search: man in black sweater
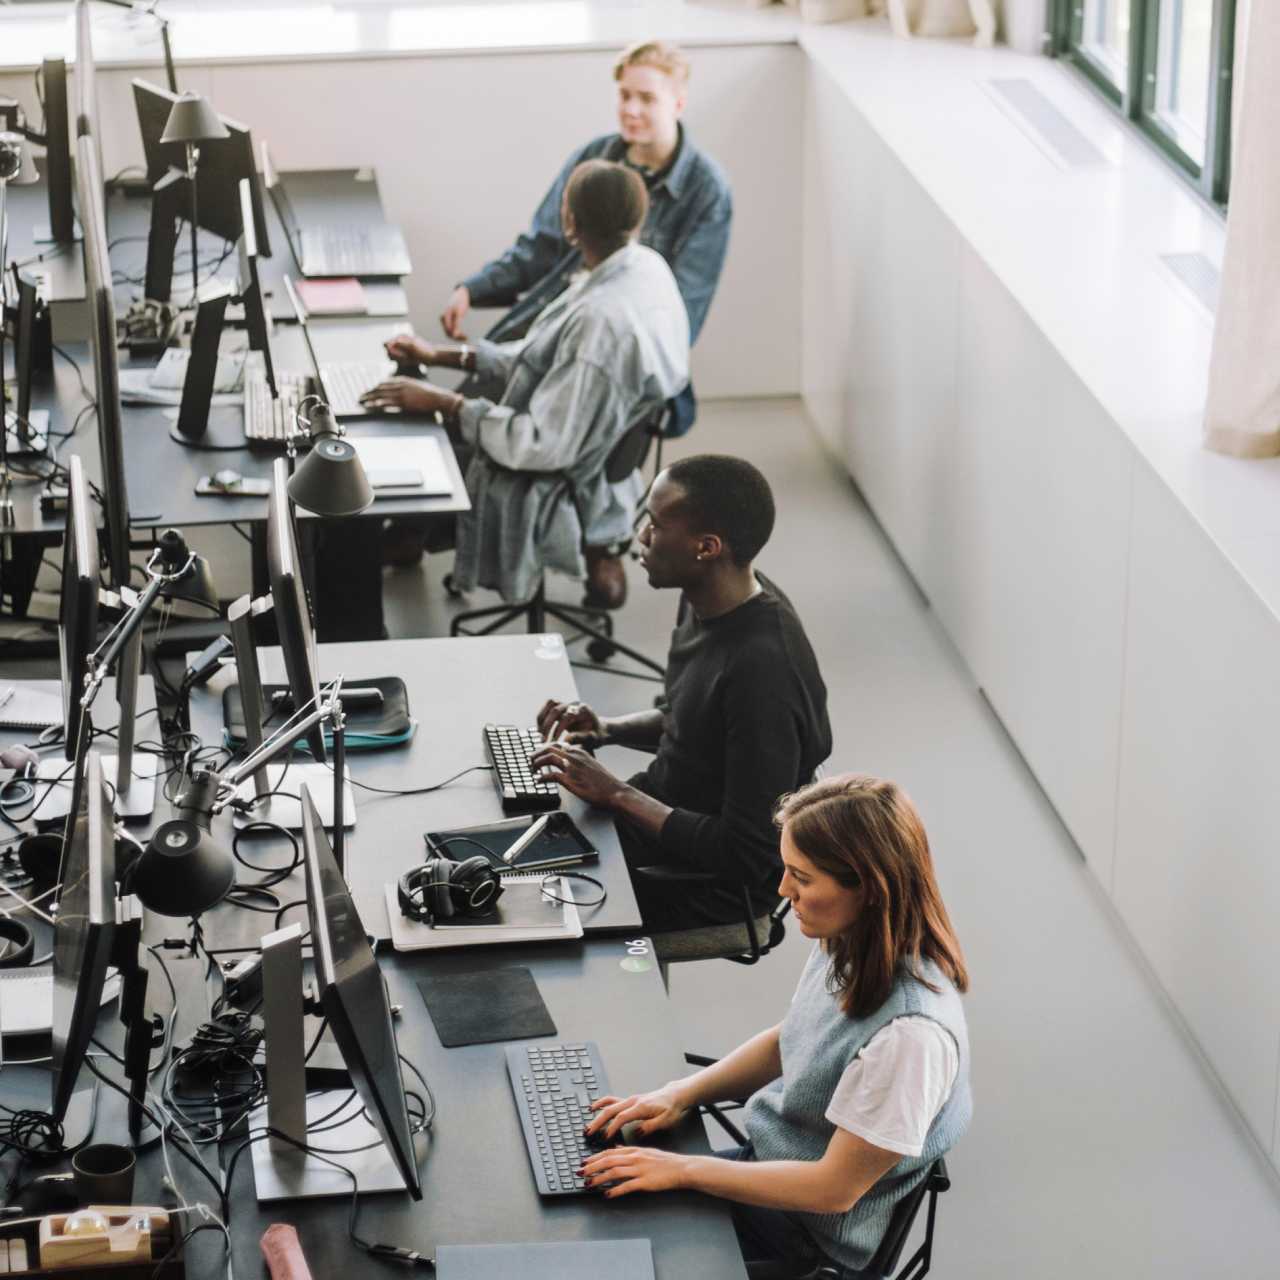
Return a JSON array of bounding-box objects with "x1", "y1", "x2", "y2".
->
[{"x1": 533, "y1": 455, "x2": 831, "y2": 932}]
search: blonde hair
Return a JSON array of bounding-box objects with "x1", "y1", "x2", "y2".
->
[{"x1": 613, "y1": 40, "x2": 690, "y2": 88}]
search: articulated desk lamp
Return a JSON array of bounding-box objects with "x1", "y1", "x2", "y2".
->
[
  {"x1": 75, "y1": 529, "x2": 220, "y2": 819},
  {"x1": 158, "y1": 93, "x2": 227, "y2": 305},
  {"x1": 287, "y1": 403, "x2": 374, "y2": 517}
]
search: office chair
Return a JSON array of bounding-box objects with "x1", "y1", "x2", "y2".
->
[
  {"x1": 636, "y1": 866, "x2": 791, "y2": 987},
  {"x1": 450, "y1": 407, "x2": 667, "y2": 680},
  {"x1": 688, "y1": 1056, "x2": 951, "y2": 1280}
]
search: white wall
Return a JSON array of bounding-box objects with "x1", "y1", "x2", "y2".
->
[
  {"x1": 1, "y1": 43, "x2": 803, "y2": 399},
  {"x1": 802, "y1": 51, "x2": 1280, "y2": 1172}
]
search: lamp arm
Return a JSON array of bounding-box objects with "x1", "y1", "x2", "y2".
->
[
  {"x1": 82, "y1": 576, "x2": 165, "y2": 708},
  {"x1": 216, "y1": 675, "x2": 346, "y2": 803}
]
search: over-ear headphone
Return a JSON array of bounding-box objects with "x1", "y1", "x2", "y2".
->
[
  {"x1": 0, "y1": 914, "x2": 34, "y2": 968},
  {"x1": 397, "y1": 855, "x2": 503, "y2": 925}
]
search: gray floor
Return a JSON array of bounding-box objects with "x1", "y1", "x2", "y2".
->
[
  {"x1": 383, "y1": 397, "x2": 1280, "y2": 1276},
  {"x1": 161, "y1": 397, "x2": 1280, "y2": 1272}
]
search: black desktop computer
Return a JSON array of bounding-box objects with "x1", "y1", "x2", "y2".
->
[
  {"x1": 51, "y1": 751, "x2": 152, "y2": 1142},
  {"x1": 132, "y1": 78, "x2": 271, "y2": 254},
  {"x1": 249, "y1": 783, "x2": 421, "y2": 1202},
  {"x1": 37, "y1": 56, "x2": 75, "y2": 244}
]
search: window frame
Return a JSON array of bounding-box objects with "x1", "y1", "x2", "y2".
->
[{"x1": 1049, "y1": 0, "x2": 1236, "y2": 207}]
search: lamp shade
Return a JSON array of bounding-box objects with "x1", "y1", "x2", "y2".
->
[
  {"x1": 159, "y1": 94, "x2": 229, "y2": 146},
  {"x1": 131, "y1": 770, "x2": 233, "y2": 917},
  {"x1": 288, "y1": 427, "x2": 374, "y2": 517}
]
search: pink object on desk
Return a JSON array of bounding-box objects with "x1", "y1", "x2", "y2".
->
[
  {"x1": 260, "y1": 1223, "x2": 314, "y2": 1280},
  {"x1": 294, "y1": 277, "x2": 368, "y2": 315}
]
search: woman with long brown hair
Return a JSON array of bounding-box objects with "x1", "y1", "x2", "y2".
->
[{"x1": 581, "y1": 775, "x2": 972, "y2": 1278}]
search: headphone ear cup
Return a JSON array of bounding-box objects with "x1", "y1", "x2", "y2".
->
[{"x1": 450, "y1": 857, "x2": 503, "y2": 915}]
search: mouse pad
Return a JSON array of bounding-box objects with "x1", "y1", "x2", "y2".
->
[{"x1": 417, "y1": 966, "x2": 556, "y2": 1048}]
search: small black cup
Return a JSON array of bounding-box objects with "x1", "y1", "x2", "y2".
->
[{"x1": 71, "y1": 1144, "x2": 136, "y2": 1206}]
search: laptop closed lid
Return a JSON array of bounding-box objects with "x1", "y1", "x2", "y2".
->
[{"x1": 434, "y1": 1239, "x2": 653, "y2": 1280}]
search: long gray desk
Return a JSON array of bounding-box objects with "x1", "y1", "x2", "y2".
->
[
  {"x1": 219, "y1": 938, "x2": 747, "y2": 1280},
  {"x1": 188, "y1": 634, "x2": 645, "y2": 942}
]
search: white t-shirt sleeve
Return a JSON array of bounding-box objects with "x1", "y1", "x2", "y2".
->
[{"x1": 825, "y1": 1016, "x2": 959, "y2": 1158}]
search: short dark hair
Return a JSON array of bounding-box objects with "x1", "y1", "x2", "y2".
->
[
  {"x1": 565, "y1": 159, "x2": 649, "y2": 258},
  {"x1": 664, "y1": 454, "x2": 775, "y2": 566}
]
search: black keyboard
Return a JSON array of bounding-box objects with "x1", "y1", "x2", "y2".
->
[
  {"x1": 483, "y1": 724, "x2": 559, "y2": 814},
  {"x1": 506, "y1": 1041, "x2": 610, "y2": 1197}
]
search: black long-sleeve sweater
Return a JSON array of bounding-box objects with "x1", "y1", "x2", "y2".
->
[{"x1": 632, "y1": 574, "x2": 832, "y2": 910}]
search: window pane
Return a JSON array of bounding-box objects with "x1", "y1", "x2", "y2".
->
[
  {"x1": 1152, "y1": 0, "x2": 1214, "y2": 166},
  {"x1": 1079, "y1": 0, "x2": 1130, "y2": 85}
]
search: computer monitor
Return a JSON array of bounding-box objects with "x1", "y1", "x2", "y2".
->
[
  {"x1": 77, "y1": 133, "x2": 131, "y2": 589},
  {"x1": 266, "y1": 460, "x2": 326, "y2": 762},
  {"x1": 73, "y1": 0, "x2": 105, "y2": 196},
  {"x1": 50, "y1": 750, "x2": 115, "y2": 1123},
  {"x1": 237, "y1": 177, "x2": 274, "y2": 371},
  {"x1": 132, "y1": 79, "x2": 272, "y2": 254},
  {"x1": 41, "y1": 57, "x2": 75, "y2": 244},
  {"x1": 13, "y1": 272, "x2": 38, "y2": 429},
  {"x1": 300, "y1": 785, "x2": 421, "y2": 1200},
  {"x1": 59, "y1": 455, "x2": 98, "y2": 766}
]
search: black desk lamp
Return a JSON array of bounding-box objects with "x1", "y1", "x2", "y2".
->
[
  {"x1": 159, "y1": 94, "x2": 227, "y2": 304},
  {"x1": 287, "y1": 403, "x2": 374, "y2": 517}
]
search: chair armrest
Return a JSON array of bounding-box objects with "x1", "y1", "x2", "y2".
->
[
  {"x1": 930, "y1": 1156, "x2": 950, "y2": 1192},
  {"x1": 684, "y1": 1052, "x2": 718, "y2": 1068}
]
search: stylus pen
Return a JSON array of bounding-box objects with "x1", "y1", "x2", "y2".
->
[{"x1": 503, "y1": 813, "x2": 552, "y2": 865}]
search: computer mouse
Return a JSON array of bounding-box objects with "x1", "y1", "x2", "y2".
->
[{"x1": 393, "y1": 360, "x2": 421, "y2": 379}]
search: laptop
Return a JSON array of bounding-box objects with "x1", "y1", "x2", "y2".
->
[
  {"x1": 262, "y1": 143, "x2": 412, "y2": 279},
  {"x1": 281, "y1": 274, "x2": 403, "y2": 420}
]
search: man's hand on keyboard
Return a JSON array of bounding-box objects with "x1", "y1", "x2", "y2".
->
[
  {"x1": 360, "y1": 378, "x2": 462, "y2": 420},
  {"x1": 530, "y1": 741, "x2": 623, "y2": 809},
  {"x1": 384, "y1": 333, "x2": 437, "y2": 367},
  {"x1": 537, "y1": 698, "x2": 607, "y2": 747}
]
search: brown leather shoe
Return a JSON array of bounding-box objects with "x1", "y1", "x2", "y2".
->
[{"x1": 583, "y1": 547, "x2": 627, "y2": 610}]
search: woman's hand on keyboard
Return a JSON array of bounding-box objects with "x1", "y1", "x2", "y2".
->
[{"x1": 584, "y1": 1083, "x2": 689, "y2": 1141}]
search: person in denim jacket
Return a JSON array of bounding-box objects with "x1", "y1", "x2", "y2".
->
[{"x1": 427, "y1": 40, "x2": 732, "y2": 605}]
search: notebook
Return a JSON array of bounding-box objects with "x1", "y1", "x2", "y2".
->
[
  {"x1": 435, "y1": 1239, "x2": 654, "y2": 1279},
  {"x1": 384, "y1": 873, "x2": 581, "y2": 952},
  {"x1": 0, "y1": 680, "x2": 62, "y2": 731}
]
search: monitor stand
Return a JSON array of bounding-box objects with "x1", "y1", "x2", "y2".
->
[
  {"x1": 249, "y1": 923, "x2": 404, "y2": 1202},
  {"x1": 35, "y1": 752, "x2": 159, "y2": 821},
  {"x1": 230, "y1": 762, "x2": 354, "y2": 832}
]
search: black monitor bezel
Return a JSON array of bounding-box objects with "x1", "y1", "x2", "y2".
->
[
  {"x1": 237, "y1": 178, "x2": 276, "y2": 391},
  {"x1": 266, "y1": 462, "x2": 326, "y2": 762},
  {"x1": 59, "y1": 455, "x2": 99, "y2": 765},
  {"x1": 51, "y1": 750, "x2": 115, "y2": 1124},
  {"x1": 41, "y1": 57, "x2": 75, "y2": 244},
  {"x1": 300, "y1": 786, "x2": 421, "y2": 1201},
  {"x1": 13, "y1": 271, "x2": 38, "y2": 426}
]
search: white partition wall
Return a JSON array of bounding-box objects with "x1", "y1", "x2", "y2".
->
[
  {"x1": 1114, "y1": 465, "x2": 1280, "y2": 1157},
  {"x1": 801, "y1": 34, "x2": 1280, "y2": 1174}
]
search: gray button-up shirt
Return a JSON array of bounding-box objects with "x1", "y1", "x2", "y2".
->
[{"x1": 453, "y1": 242, "x2": 689, "y2": 604}]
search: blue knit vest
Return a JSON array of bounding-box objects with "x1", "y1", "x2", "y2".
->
[{"x1": 743, "y1": 945, "x2": 972, "y2": 1273}]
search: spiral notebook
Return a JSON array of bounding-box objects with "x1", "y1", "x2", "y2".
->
[{"x1": 0, "y1": 681, "x2": 62, "y2": 731}]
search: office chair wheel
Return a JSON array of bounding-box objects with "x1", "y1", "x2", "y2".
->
[
  {"x1": 443, "y1": 572, "x2": 466, "y2": 599},
  {"x1": 586, "y1": 637, "x2": 617, "y2": 663}
]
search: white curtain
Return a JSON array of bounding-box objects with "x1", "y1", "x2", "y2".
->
[{"x1": 1202, "y1": 0, "x2": 1280, "y2": 458}]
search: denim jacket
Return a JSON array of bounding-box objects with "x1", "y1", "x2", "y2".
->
[
  {"x1": 461, "y1": 126, "x2": 732, "y2": 348},
  {"x1": 452, "y1": 243, "x2": 689, "y2": 603}
]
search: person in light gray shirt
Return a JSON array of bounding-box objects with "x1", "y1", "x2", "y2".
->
[{"x1": 361, "y1": 159, "x2": 689, "y2": 603}]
